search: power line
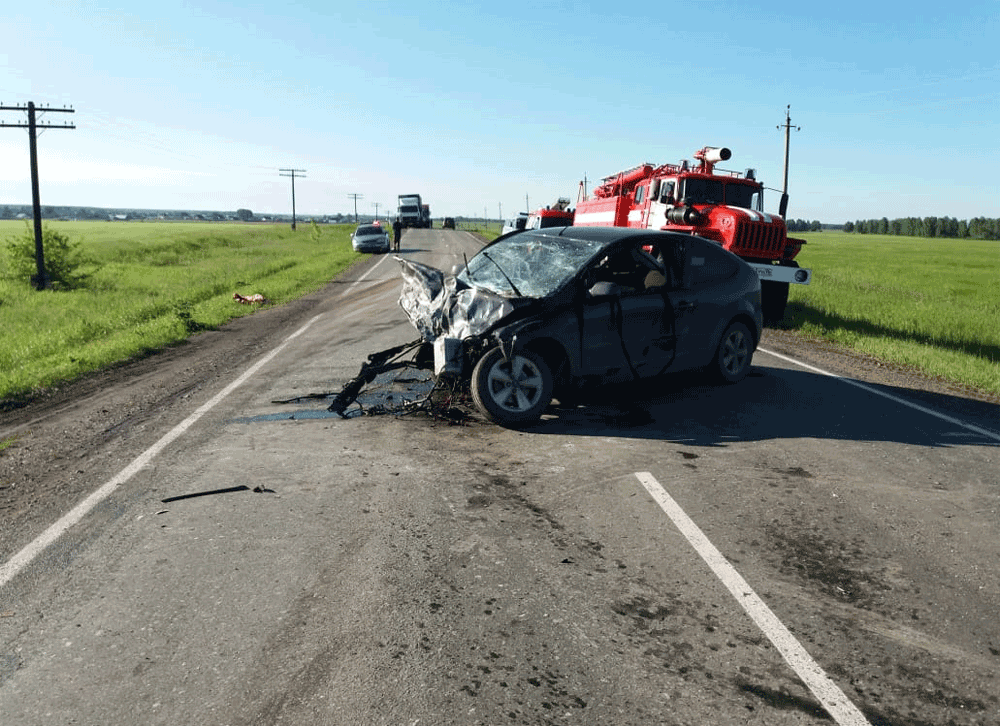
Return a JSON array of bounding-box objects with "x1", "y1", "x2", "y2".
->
[
  {"x1": 279, "y1": 168, "x2": 306, "y2": 230},
  {"x1": 1, "y1": 101, "x2": 76, "y2": 290},
  {"x1": 777, "y1": 105, "x2": 800, "y2": 218}
]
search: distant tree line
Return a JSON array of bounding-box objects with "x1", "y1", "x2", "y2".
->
[
  {"x1": 786, "y1": 219, "x2": 824, "y2": 232},
  {"x1": 842, "y1": 216, "x2": 1000, "y2": 240}
]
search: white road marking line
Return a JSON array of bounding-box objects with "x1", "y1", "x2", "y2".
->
[
  {"x1": 634, "y1": 472, "x2": 871, "y2": 726},
  {"x1": 1, "y1": 259, "x2": 397, "y2": 590},
  {"x1": 757, "y1": 347, "x2": 1000, "y2": 443},
  {"x1": 1, "y1": 256, "x2": 404, "y2": 590},
  {"x1": 0, "y1": 315, "x2": 326, "y2": 589},
  {"x1": 346, "y1": 253, "x2": 394, "y2": 292}
]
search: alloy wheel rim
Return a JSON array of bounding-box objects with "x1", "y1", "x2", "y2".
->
[
  {"x1": 487, "y1": 356, "x2": 543, "y2": 412},
  {"x1": 722, "y1": 330, "x2": 748, "y2": 374}
]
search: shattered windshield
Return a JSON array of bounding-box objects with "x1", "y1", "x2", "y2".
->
[{"x1": 457, "y1": 235, "x2": 607, "y2": 298}]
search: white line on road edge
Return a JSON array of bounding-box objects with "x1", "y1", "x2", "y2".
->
[
  {"x1": 1, "y1": 258, "x2": 396, "y2": 590},
  {"x1": 758, "y1": 346, "x2": 1000, "y2": 444},
  {"x1": 634, "y1": 471, "x2": 871, "y2": 726},
  {"x1": 0, "y1": 314, "x2": 323, "y2": 590},
  {"x1": 348, "y1": 253, "x2": 393, "y2": 293}
]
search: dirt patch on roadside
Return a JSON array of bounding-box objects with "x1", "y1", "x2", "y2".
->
[{"x1": 761, "y1": 328, "x2": 999, "y2": 406}]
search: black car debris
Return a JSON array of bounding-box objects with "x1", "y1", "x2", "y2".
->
[{"x1": 374, "y1": 225, "x2": 762, "y2": 426}]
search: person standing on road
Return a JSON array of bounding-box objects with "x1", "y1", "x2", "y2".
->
[{"x1": 392, "y1": 217, "x2": 402, "y2": 252}]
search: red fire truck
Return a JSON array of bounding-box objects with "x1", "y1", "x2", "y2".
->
[
  {"x1": 524, "y1": 197, "x2": 575, "y2": 230},
  {"x1": 574, "y1": 146, "x2": 811, "y2": 324}
]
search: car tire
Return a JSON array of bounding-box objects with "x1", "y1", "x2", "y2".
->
[
  {"x1": 471, "y1": 347, "x2": 553, "y2": 426},
  {"x1": 712, "y1": 321, "x2": 753, "y2": 383}
]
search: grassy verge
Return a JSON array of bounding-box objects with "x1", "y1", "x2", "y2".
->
[
  {"x1": 0, "y1": 220, "x2": 364, "y2": 402},
  {"x1": 784, "y1": 232, "x2": 1000, "y2": 396},
  {"x1": 455, "y1": 220, "x2": 502, "y2": 238}
]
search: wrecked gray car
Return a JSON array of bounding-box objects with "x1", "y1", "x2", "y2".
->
[{"x1": 394, "y1": 225, "x2": 763, "y2": 427}]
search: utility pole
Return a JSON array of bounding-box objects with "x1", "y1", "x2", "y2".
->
[
  {"x1": 279, "y1": 168, "x2": 306, "y2": 230},
  {"x1": 776, "y1": 105, "x2": 799, "y2": 218},
  {"x1": 347, "y1": 193, "x2": 364, "y2": 222},
  {"x1": 372, "y1": 201, "x2": 381, "y2": 221},
  {"x1": 1, "y1": 101, "x2": 76, "y2": 289}
]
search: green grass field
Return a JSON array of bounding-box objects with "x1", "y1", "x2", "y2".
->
[
  {"x1": 786, "y1": 232, "x2": 999, "y2": 395},
  {"x1": 0, "y1": 220, "x2": 363, "y2": 402},
  {"x1": 455, "y1": 220, "x2": 502, "y2": 237},
  {"x1": 1, "y1": 223, "x2": 997, "y2": 404}
]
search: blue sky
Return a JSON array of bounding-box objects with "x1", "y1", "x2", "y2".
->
[{"x1": 2, "y1": 0, "x2": 997, "y2": 223}]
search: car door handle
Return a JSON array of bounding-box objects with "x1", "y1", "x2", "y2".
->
[{"x1": 675, "y1": 300, "x2": 696, "y2": 312}]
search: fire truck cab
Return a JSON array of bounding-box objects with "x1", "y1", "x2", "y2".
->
[{"x1": 524, "y1": 197, "x2": 574, "y2": 230}]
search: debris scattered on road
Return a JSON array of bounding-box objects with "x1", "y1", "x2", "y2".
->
[
  {"x1": 161, "y1": 484, "x2": 251, "y2": 503},
  {"x1": 328, "y1": 344, "x2": 473, "y2": 422},
  {"x1": 158, "y1": 484, "x2": 276, "y2": 503},
  {"x1": 326, "y1": 340, "x2": 424, "y2": 416},
  {"x1": 272, "y1": 337, "x2": 473, "y2": 422}
]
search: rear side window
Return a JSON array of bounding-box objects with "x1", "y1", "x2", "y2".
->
[{"x1": 686, "y1": 240, "x2": 739, "y2": 286}]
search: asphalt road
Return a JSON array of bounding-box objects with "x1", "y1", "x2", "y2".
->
[{"x1": 2, "y1": 228, "x2": 999, "y2": 725}]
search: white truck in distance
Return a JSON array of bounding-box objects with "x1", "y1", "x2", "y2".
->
[{"x1": 397, "y1": 194, "x2": 430, "y2": 228}]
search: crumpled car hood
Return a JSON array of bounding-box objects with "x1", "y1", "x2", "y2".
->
[{"x1": 397, "y1": 257, "x2": 515, "y2": 342}]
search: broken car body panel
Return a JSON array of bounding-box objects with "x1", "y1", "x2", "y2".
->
[
  {"x1": 397, "y1": 258, "x2": 522, "y2": 342},
  {"x1": 398, "y1": 257, "x2": 518, "y2": 373}
]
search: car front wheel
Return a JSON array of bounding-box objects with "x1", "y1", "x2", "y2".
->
[
  {"x1": 471, "y1": 347, "x2": 553, "y2": 426},
  {"x1": 713, "y1": 321, "x2": 753, "y2": 383}
]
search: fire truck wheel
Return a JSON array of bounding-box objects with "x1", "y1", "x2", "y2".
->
[
  {"x1": 471, "y1": 347, "x2": 553, "y2": 427},
  {"x1": 712, "y1": 321, "x2": 754, "y2": 384}
]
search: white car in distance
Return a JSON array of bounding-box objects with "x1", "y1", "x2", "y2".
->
[{"x1": 351, "y1": 223, "x2": 391, "y2": 253}]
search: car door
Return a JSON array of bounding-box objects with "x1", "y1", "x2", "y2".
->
[
  {"x1": 665, "y1": 237, "x2": 742, "y2": 370},
  {"x1": 617, "y1": 286, "x2": 675, "y2": 377},
  {"x1": 578, "y1": 243, "x2": 675, "y2": 381}
]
